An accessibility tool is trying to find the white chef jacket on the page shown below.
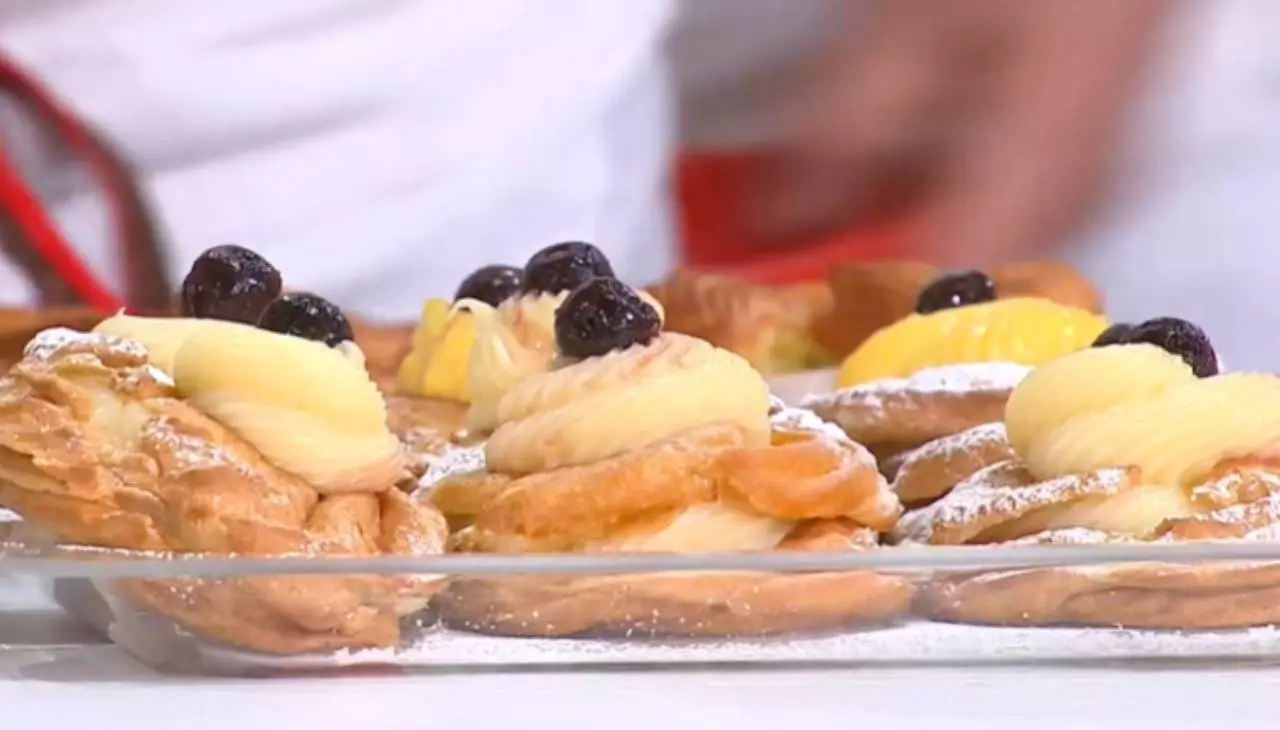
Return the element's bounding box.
[0,0,676,319]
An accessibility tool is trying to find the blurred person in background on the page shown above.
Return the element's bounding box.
[0,1,675,319]
[673,0,1280,369]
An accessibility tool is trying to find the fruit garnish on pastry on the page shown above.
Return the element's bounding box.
[426,278,911,637]
[0,245,448,654]
[836,269,1108,388]
[180,244,284,324]
[488,276,763,475]
[461,242,664,433]
[901,316,1280,547]
[815,261,1104,364]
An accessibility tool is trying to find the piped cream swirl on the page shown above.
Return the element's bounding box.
[485,332,771,475]
[1006,344,1280,487]
[93,314,218,375]
[464,290,669,433]
[170,320,403,493]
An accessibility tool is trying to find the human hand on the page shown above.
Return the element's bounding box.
[746,0,1175,266]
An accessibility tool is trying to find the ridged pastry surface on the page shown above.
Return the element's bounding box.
[1006,343,1280,487]
[485,332,772,475]
[171,320,403,493]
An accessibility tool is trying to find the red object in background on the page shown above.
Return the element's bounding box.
[675,152,910,285]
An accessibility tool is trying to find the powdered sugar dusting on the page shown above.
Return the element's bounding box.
[895,422,1008,474]
[415,443,487,494]
[97,606,1280,673]
[24,327,146,362]
[769,402,851,446]
[897,464,1131,544]
[802,362,1031,412]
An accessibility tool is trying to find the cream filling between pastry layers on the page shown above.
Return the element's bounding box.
[975,483,1198,543]
[596,503,793,553]
[1007,344,1280,487]
[467,503,793,554]
[171,320,404,493]
[485,333,772,476]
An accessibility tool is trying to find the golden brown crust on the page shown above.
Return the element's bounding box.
[440,519,914,638]
[437,406,908,637]
[918,560,1280,630]
[349,318,414,392]
[890,423,1016,507]
[992,262,1104,314]
[0,330,448,654]
[909,458,1280,629]
[813,261,937,361]
[803,365,1026,452]
[470,425,746,550]
[644,271,830,374]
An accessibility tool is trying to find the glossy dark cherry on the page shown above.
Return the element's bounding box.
[554,277,661,359]
[256,292,354,347]
[522,241,615,296]
[915,270,997,314]
[1091,323,1136,348]
[1126,317,1218,378]
[454,265,523,306]
[180,245,282,324]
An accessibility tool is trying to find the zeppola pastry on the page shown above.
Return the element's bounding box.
[900,317,1280,629]
[0,246,448,655]
[814,261,1103,360]
[645,270,834,374]
[804,363,1030,462]
[420,276,911,637]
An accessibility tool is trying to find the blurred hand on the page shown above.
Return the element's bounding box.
[747,0,1175,266]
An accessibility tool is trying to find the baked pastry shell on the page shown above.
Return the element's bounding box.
[439,566,915,639]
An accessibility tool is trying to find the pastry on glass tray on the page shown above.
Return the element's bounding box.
[0,246,448,656]
[812,261,1103,361]
[900,318,1280,630]
[803,269,1106,466]
[644,269,834,374]
[418,277,911,638]
[391,242,664,478]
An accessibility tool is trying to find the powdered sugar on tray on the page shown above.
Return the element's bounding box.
[801,363,1032,411]
[180,621,1280,673]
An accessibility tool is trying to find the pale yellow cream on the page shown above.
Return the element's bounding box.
[464,288,669,434]
[93,314,218,375]
[1006,344,1280,487]
[170,320,404,493]
[484,332,772,475]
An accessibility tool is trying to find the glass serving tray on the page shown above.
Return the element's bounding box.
[7,521,1280,676]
